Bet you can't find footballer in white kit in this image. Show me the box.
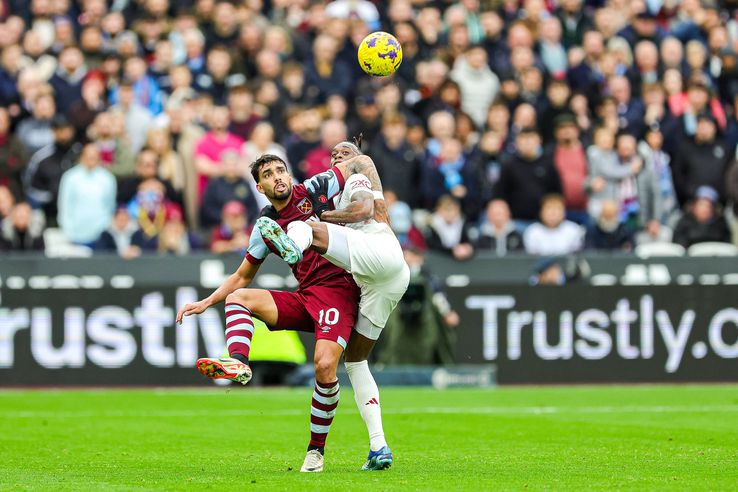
[255,141,409,471]
[321,172,410,337]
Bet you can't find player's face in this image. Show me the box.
[256,161,293,201]
[330,144,358,167]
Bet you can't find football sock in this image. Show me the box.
[287,220,313,252]
[224,303,254,361]
[345,360,387,451]
[309,379,340,449]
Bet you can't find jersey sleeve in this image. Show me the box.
[344,173,373,201]
[303,168,345,199]
[245,227,269,264]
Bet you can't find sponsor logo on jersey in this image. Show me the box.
[320,326,331,333]
[296,198,313,215]
[352,179,372,190]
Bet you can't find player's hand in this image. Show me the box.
[176,300,209,324]
[307,175,331,218]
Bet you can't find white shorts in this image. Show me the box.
[324,222,410,338]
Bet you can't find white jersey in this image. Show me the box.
[334,174,391,235]
[329,173,410,335]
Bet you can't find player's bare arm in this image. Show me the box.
[321,190,374,224]
[333,155,390,225]
[175,258,260,324]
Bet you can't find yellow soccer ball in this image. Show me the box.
[357,31,403,77]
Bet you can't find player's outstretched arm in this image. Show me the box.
[176,258,260,324]
[321,190,374,224]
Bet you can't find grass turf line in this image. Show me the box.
[0,385,736,491]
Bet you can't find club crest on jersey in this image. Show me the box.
[296,198,313,215]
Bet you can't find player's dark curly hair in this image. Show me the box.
[250,154,288,182]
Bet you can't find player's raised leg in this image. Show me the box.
[196,289,278,385]
[302,339,344,472]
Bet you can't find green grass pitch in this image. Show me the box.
[1,385,737,491]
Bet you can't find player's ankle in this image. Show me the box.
[307,444,324,455]
[231,353,249,365]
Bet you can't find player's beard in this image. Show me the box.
[269,183,291,201]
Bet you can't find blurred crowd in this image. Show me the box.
[3,0,738,259]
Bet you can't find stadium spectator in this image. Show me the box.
[87,111,135,177]
[24,115,79,224]
[117,149,180,210]
[372,113,422,208]
[475,199,524,255]
[672,113,731,206]
[127,178,179,251]
[16,86,56,155]
[57,143,116,246]
[609,75,645,138]
[426,195,474,261]
[49,45,86,116]
[388,197,427,253]
[68,73,107,143]
[210,200,252,255]
[422,137,480,218]
[585,199,634,252]
[450,44,499,128]
[347,93,382,149]
[95,205,141,259]
[111,80,153,154]
[494,128,563,223]
[304,34,351,102]
[0,201,45,252]
[146,127,186,198]
[552,114,589,224]
[672,186,732,248]
[524,194,584,256]
[200,150,258,228]
[197,46,245,106]
[636,127,679,244]
[227,85,261,142]
[194,105,243,199]
[586,128,637,219]
[110,56,163,116]
[0,106,26,199]
[163,97,204,228]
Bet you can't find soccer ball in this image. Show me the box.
[357,31,403,77]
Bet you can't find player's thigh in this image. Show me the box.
[344,327,378,362]
[268,290,315,333]
[350,231,406,281]
[226,288,278,326]
[303,284,359,351]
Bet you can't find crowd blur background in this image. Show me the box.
[2,0,738,261]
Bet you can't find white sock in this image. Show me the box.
[286,221,313,252]
[345,360,387,451]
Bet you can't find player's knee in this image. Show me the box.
[313,355,338,381]
[226,290,252,309]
